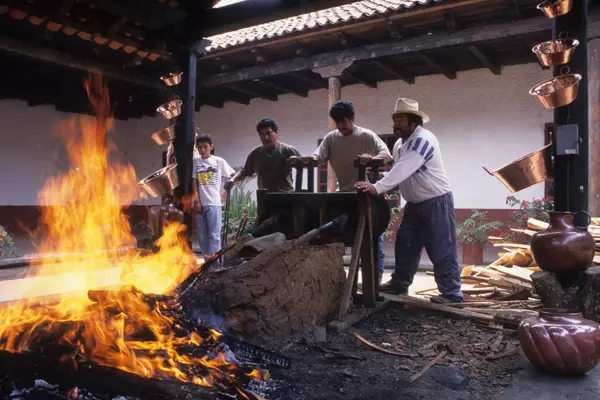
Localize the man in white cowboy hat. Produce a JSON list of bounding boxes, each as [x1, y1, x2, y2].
[[356, 98, 463, 304]]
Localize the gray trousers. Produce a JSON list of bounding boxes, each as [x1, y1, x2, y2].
[[392, 192, 463, 300]]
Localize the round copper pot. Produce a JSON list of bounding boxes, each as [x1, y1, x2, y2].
[[151, 125, 176, 145], [519, 309, 600, 375], [139, 164, 179, 198], [156, 100, 183, 119], [529, 74, 582, 109], [532, 38, 579, 67], [482, 143, 553, 193], [160, 72, 183, 87], [148, 203, 184, 236], [537, 0, 572, 19], [530, 211, 595, 275]]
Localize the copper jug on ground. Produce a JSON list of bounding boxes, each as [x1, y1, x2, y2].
[[519, 309, 600, 375], [530, 211, 595, 275]]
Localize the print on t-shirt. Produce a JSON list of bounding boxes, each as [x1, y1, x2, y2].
[[196, 164, 218, 186]]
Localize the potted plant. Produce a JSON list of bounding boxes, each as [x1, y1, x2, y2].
[[456, 210, 504, 265]]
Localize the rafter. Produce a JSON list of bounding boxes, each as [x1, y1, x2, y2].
[[371, 59, 415, 84], [347, 72, 377, 89], [289, 72, 327, 88], [468, 45, 501, 75], [223, 84, 278, 102], [417, 53, 457, 80], [254, 79, 308, 98]]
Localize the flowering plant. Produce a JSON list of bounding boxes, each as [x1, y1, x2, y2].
[[456, 210, 504, 244], [0, 225, 17, 258], [502, 196, 553, 240]]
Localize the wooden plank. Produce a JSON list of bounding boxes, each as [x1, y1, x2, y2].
[[418, 53, 456, 79], [200, 16, 554, 87], [338, 210, 366, 319], [468, 44, 501, 75], [527, 218, 549, 230], [328, 300, 389, 333], [382, 294, 494, 322], [371, 59, 415, 84], [361, 195, 377, 308], [489, 265, 534, 282]]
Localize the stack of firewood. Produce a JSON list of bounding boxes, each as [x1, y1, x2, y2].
[[419, 217, 600, 302]]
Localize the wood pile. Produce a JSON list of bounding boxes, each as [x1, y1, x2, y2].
[[419, 217, 600, 303]]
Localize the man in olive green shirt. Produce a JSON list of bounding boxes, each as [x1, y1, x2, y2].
[[225, 118, 301, 192]]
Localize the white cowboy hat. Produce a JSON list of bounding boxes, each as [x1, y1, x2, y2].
[[393, 98, 430, 123]]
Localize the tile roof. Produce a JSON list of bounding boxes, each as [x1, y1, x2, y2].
[[206, 0, 443, 52]]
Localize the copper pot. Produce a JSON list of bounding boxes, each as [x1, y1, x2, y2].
[[151, 125, 176, 145], [519, 309, 600, 375], [532, 38, 579, 67], [529, 73, 582, 109], [530, 211, 595, 274], [157, 100, 183, 119], [148, 203, 184, 236], [482, 143, 553, 193], [139, 164, 179, 198], [537, 0, 572, 18], [160, 72, 183, 87]]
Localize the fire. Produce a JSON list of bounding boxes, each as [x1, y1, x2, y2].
[[0, 74, 260, 395]]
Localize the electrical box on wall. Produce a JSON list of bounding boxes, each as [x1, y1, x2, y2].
[[555, 124, 580, 156]]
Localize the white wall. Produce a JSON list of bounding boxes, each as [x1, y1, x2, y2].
[[0, 100, 164, 205], [198, 63, 552, 209], [0, 63, 551, 209]]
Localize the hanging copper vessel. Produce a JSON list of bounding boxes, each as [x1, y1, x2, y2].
[[529, 73, 582, 109], [537, 0, 572, 19], [482, 144, 553, 193], [151, 125, 176, 145], [160, 72, 183, 86], [532, 38, 579, 67], [139, 164, 180, 197], [157, 100, 183, 119]]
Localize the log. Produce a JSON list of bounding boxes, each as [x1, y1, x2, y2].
[[531, 270, 565, 308], [579, 266, 600, 322], [382, 294, 494, 323], [180, 241, 346, 344]]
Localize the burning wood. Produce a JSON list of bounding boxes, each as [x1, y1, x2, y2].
[[0, 74, 269, 399]]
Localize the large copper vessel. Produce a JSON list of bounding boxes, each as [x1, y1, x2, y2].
[[519, 309, 600, 375], [482, 144, 553, 193], [530, 211, 595, 274], [529, 73, 582, 109]]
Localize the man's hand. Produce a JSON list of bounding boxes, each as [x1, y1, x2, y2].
[[357, 154, 373, 165], [355, 181, 378, 194], [287, 156, 315, 165], [223, 179, 235, 191], [192, 199, 201, 213]]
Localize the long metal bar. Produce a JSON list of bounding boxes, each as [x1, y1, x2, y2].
[[552, 0, 589, 212]]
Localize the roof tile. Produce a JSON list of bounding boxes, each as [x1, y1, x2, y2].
[[206, 0, 440, 52]]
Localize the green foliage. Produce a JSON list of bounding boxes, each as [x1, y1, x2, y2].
[[0, 225, 17, 258], [502, 196, 554, 240], [222, 168, 256, 243], [456, 210, 504, 244]]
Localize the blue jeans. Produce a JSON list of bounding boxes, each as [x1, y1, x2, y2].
[[378, 236, 385, 276], [195, 206, 222, 257]]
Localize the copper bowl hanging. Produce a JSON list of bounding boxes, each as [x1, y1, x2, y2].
[[139, 164, 180, 198], [532, 38, 579, 67], [151, 125, 176, 145], [482, 143, 553, 193], [537, 0, 572, 18], [160, 72, 183, 87], [529, 73, 582, 109], [157, 100, 183, 119]]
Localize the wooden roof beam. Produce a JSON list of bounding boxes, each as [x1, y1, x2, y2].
[[371, 59, 415, 84], [81, 0, 186, 30], [201, 15, 560, 87], [468, 45, 501, 75], [223, 84, 278, 102], [0, 34, 164, 90], [289, 72, 327, 88], [417, 53, 457, 80], [347, 72, 377, 88], [254, 79, 309, 98]]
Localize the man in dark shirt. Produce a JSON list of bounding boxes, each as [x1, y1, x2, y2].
[[225, 118, 300, 192]]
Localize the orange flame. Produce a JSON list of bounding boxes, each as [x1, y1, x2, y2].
[[0, 74, 254, 391]]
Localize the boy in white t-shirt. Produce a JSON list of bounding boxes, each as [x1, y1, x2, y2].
[[192, 134, 235, 257]]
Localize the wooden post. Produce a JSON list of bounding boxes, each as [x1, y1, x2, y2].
[[589, 37, 600, 216], [174, 51, 197, 238], [313, 62, 353, 193], [552, 0, 588, 212], [326, 76, 341, 192]]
